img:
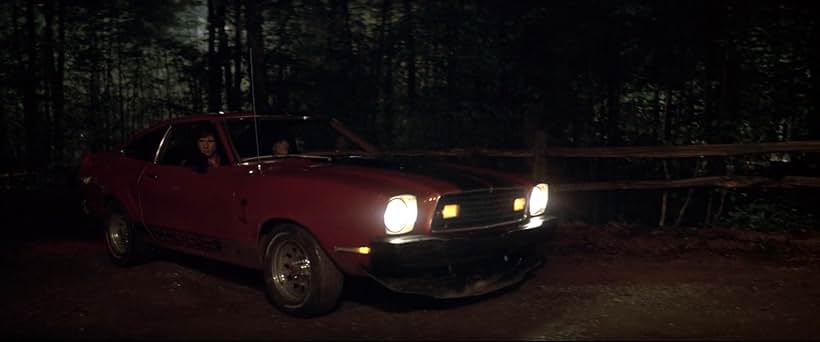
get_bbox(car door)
[137,120,235,254]
[97,125,169,218]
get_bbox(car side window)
[123,126,168,163]
[157,121,226,167]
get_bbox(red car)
[79,113,556,317]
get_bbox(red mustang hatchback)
[79,113,556,317]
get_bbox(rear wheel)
[262,224,344,317]
[104,201,152,266]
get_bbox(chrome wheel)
[262,225,344,317]
[270,239,312,303]
[103,202,151,267]
[107,211,130,257]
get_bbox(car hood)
[264,156,529,195]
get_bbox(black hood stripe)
[334,157,516,191]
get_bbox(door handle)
[144,172,158,180]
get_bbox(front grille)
[431,187,528,232]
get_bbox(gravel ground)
[2,222,819,340]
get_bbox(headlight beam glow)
[528,183,549,216]
[383,195,417,235]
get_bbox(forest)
[2,0,819,228]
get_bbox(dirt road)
[2,222,819,340]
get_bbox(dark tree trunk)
[207,0,224,112]
[132,61,143,132]
[163,50,173,118]
[808,6,820,139]
[114,4,126,144]
[445,1,459,112]
[403,0,416,115]
[373,0,386,129]
[191,77,203,114]
[229,0,242,111]
[378,0,394,146]
[23,1,43,170]
[43,0,57,165]
[274,0,295,112]
[702,2,719,142]
[246,0,269,113]
[605,81,621,147]
[706,1,737,144]
[218,0,230,113]
[717,44,738,141]
[338,0,353,64]
[103,28,113,150]
[5,0,23,168]
[55,0,66,163]
[90,22,103,151]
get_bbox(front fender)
[246,176,397,275]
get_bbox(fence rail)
[552,176,820,192]
[381,139,820,192]
[382,140,820,159]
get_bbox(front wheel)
[104,201,152,266]
[262,224,344,317]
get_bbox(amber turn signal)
[513,197,526,211]
[442,204,460,219]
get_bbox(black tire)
[262,224,344,317]
[104,201,152,267]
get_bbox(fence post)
[532,128,546,181]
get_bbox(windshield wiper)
[239,151,377,165]
[271,154,333,161]
[239,154,332,165]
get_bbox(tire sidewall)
[262,225,342,316]
[104,202,137,266]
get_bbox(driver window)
[157,122,227,168]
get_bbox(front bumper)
[364,215,557,298]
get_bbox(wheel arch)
[256,218,329,264]
[103,193,140,221]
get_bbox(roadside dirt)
[2,219,820,340]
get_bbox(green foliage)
[720,192,818,232]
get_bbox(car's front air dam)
[364,253,542,298]
[363,215,556,298]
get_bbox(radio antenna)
[249,47,262,173]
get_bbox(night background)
[2,0,820,339]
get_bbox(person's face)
[198,134,217,157]
[273,140,289,155]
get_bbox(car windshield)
[225,117,367,161]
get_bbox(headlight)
[383,195,417,235]
[528,183,549,216]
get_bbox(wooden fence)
[381,140,820,192]
[382,138,820,226]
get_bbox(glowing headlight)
[528,183,549,216]
[383,195,417,235]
